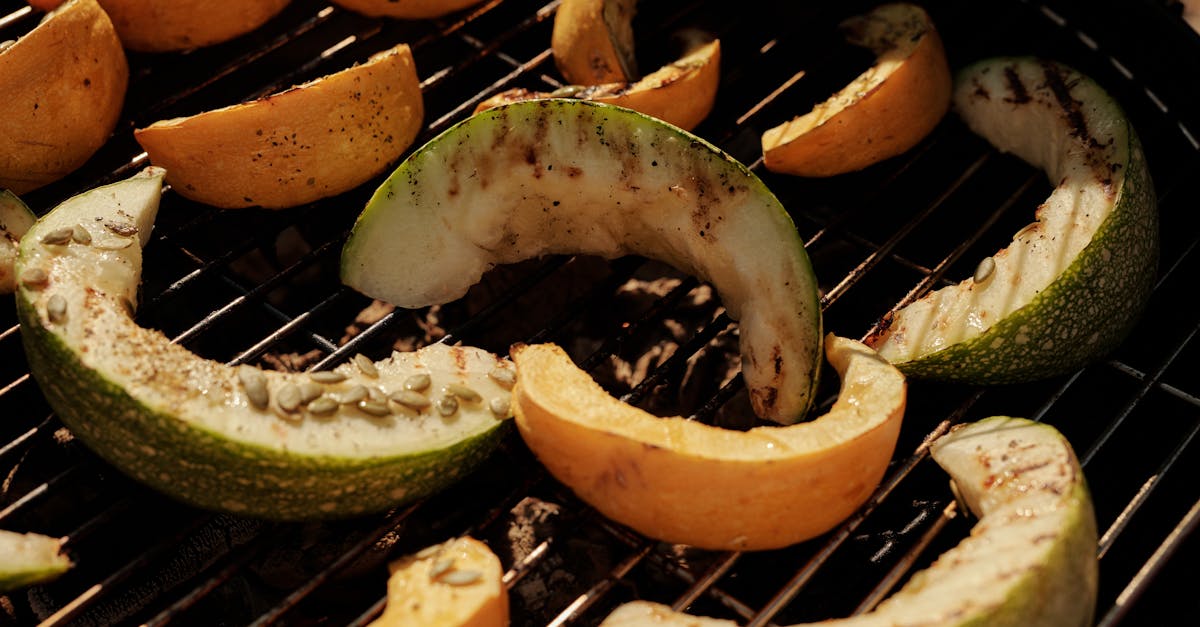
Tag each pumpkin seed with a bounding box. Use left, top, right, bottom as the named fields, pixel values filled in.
left=439, top=569, right=483, bottom=586
left=488, top=366, right=516, bottom=389
left=0, top=40, right=15, bottom=52
left=489, top=395, right=511, bottom=417
left=403, top=373, right=431, bottom=391
left=276, top=383, right=302, bottom=412
left=353, top=353, right=379, bottom=378
left=46, top=294, right=67, bottom=324
left=436, top=394, right=459, bottom=417
left=337, top=385, right=368, bottom=405
left=357, top=400, right=391, bottom=417
left=307, top=396, right=339, bottom=416
left=20, top=267, right=48, bottom=288
left=428, top=558, right=455, bottom=579
left=973, top=256, right=996, bottom=283
left=41, top=227, right=74, bottom=246
left=298, top=382, right=324, bottom=404
left=445, top=383, right=481, bottom=403
left=238, top=366, right=269, bottom=410
left=309, top=371, right=346, bottom=384
left=367, top=386, right=387, bottom=403
left=71, top=224, right=92, bottom=245
left=391, top=390, right=431, bottom=410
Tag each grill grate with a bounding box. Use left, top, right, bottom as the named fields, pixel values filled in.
left=2, top=0, right=1199, bottom=625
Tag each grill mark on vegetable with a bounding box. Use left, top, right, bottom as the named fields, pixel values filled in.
left=1040, top=61, right=1117, bottom=189
left=1002, top=66, right=1031, bottom=104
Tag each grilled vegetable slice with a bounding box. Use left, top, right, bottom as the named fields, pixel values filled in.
left=369, top=536, right=508, bottom=627
left=865, top=57, right=1158, bottom=383
left=600, top=416, right=1098, bottom=626
left=0, top=0, right=128, bottom=194
left=134, top=43, right=423, bottom=210
left=761, top=2, right=951, bottom=177
left=552, top=0, right=638, bottom=84
left=28, top=0, right=291, bottom=52
left=15, top=167, right=513, bottom=520
left=510, top=335, right=904, bottom=551
left=340, top=99, right=823, bottom=425
left=1, top=190, right=37, bottom=294
left=0, top=530, right=72, bottom=593
left=476, top=39, right=720, bottom=131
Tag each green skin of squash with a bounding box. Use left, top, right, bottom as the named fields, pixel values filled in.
left=16, top=169, right=511, bottom=521
left=341, top=99, right=823, bottom=424
left=866, top=57, right=1158, bottom=383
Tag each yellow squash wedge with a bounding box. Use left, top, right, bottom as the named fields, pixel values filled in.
left=0, top=0, right=127, bottom=194
left=27, top=0, right=291, bottom=52
left=476, top=39, right=720, bottom=131
left=761, top=2, right=951, bottom=177
left=134, top=43, right=423, bottom=210
left=510, top=335, right=905, bottom=551
left=552, top=0, right=638, bottom=85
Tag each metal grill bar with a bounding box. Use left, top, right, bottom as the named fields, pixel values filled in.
left=1, top=0, right=1197, bottom=625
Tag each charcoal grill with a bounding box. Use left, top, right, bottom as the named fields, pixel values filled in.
left=2, top=0, right=1198, bottom=624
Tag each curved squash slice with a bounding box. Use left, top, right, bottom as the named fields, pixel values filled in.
left=29, top=0, right=292, bottom=52
left=341, top=99, right=822, bottom=425
left=552, top=0, right=638, bottom=85
left=15, top=168, right=513, bottom=520
left=134, top=43, right=423, bottom=210
left=761, top=2, right=951, bottom=177
left=864, top=57, right=1158, bottom=384
left=0, top=0, right=127, bottom=194
left=510, top=335, right=905, bottom=551
left=476, top=39, right=720, bottom=131
left=600, top=416, right=1097, bottom=626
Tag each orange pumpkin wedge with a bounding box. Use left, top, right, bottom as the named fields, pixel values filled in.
left=552, top=0, right=638, bottom=85
left=27, top=0, right=291, bottom=52
left=510, top=334, right=906, bottom=551
left=761, top=2, right=951, bottom=177
left=0, top=0, right=127, bottom=194
left=330, top=0, right=488, bottom=20
left=476, top=39, right=720, bottom=131
left=369, top=536, right=508, bottom=627
left=134, top=43, right=423, bottom=210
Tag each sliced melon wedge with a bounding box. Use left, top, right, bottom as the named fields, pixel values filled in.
left=509, top=335, right=904, bottom=551
left=0, top=530, right=73, bottom=593
left=476, top=39, right=720, bottom=132
left=600, top=416, right=1098, bottom=626
left=15, top=167, right=513, bottom=520
left=1, top=190, right=37, bottom=294
left=369, top=536, right=508, bottom=627
left=341, top=99, right=822, bottom=425
left=864, top=57, right=1158, bottom=383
